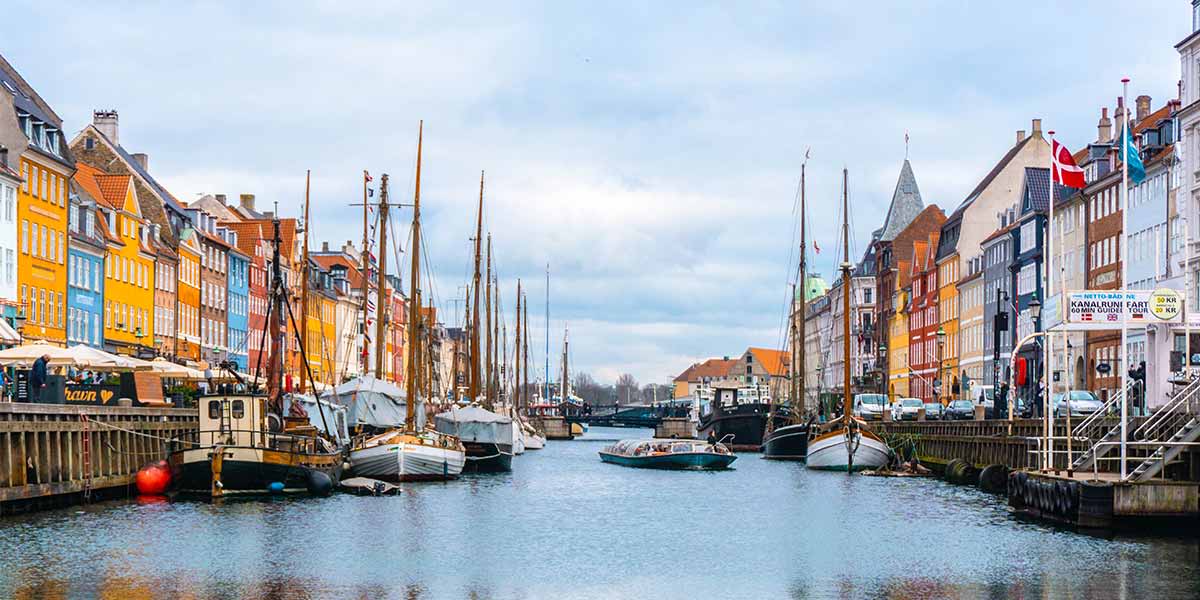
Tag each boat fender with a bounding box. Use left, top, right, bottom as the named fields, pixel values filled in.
left=1021, top=475, right=1035, bottom=508
left=267, top=481, right=286, bottom=493
left=978, top=464, right=1008, bottom=494
left=306, top=470, right=334, bottom=497
left=1054, top=481, right=1070, bottom=517
left=1040, top=481, right=1053, bottom=514
left=136, top=459, right=172, bottom=495
left=1065, top=481, right=1080, bottom=515
left=267, top=413, right=284, bottom=433
left=1008, top=471, right=1026, bottom=508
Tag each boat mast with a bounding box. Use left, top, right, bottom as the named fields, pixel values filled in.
left=523, top=293, right=530, bottom=412
left=841, top=168, right=852, bottom=424
left=485, top=235, right=494, bottom=409
left=451, top=290, right=461, bottom=403
left=470, top=173, right=484, bottom=403
left=562, top=327, right=569, bottom=403
left=299, top=169, right=311, bottom=393
left=267, top=209, right=285, bottom=414
left=493, top=270, right=500, bottom=406
left=374, top=175, right=390, bottom=378
left=515, top=279, right=522, bottom=414
left=361, top=169, right=371, bottom=377
left=404, top=122, right=423, bottom=430
left=544, top=264, right=549, bottom=402
left=797, top=158, right=807, bottom=420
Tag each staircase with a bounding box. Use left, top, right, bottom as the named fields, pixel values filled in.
left=1070, top=382, right=1134, bottom=472
left=1128, top=377, right=1200, bottom=481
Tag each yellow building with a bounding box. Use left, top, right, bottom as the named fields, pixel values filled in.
left=956, top=257, right=986, bottom=397
left=78, top=163, right=155, bottom=355
left=886, top=260, right=912, bottom=402
left=14, top=111, right=73, bottom=345
left=175, top=229, right=203, bottom=363
left=319, top=289, right=337, bottom=385
left=935, top=252, right=959, bottom=403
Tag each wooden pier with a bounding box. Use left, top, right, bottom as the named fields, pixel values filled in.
left=0, top=403, right=197, bottom=514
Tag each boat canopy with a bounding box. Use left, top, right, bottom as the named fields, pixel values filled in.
left=433, top=405, right=513, bottom=444
left=288, top=394, right=351, bottom=446
left=321, top=375, right=425, bottom=429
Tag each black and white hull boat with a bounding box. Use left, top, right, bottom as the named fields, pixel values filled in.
left=434, top=405, right=515, bottom=473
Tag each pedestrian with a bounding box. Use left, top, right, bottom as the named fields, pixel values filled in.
left=706, top=429, right=717, bottom=446
left=30, top=354, right=49, bottom=403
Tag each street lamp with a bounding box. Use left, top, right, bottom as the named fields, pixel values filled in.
left=936, top=326, right=946, bottom=404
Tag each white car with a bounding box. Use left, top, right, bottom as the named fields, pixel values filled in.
left=853, top=394, right=888, bottom=420
left=892, top=397, right=923, bottom=421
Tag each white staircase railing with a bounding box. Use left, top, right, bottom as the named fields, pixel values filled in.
left=1069, top=381, right=1136, bottom=472
left=1127, top=376, right=1200, bottom=481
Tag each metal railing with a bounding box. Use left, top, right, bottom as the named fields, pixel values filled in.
left=1068, top=380, right=1138, bottom=470
left=1133, top=376, right=1200, bottom=442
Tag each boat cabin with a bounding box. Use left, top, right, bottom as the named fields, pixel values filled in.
left=607, top=438, right=730, bottom=457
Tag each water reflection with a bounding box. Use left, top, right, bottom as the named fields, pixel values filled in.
left=0, top=427, right=1196, bottom=599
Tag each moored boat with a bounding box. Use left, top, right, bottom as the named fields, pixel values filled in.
left=805, top=420, right=889, bottom=471
left=761, top=422, right=810, bottom=460
left=434, top=405, right=514, bottom=472
left=698, top=382, right=788, bottom=451
left=349, top=428, right=465, bottom=481
left=599, top=438, right=736, bottom=470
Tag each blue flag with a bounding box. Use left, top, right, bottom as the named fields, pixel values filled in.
left=1120, top=125, right=1146, bottom=184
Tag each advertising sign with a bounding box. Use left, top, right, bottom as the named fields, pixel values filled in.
left=1059, top=289, right=1183, bottom=329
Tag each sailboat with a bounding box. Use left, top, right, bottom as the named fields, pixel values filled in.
left=511, top=280, right=546, bottom=450
left=347, top=123, right=466, bottom=482
left=764, top=156, right=813, bottom=460
left=805, top=168, right=890, bottom=472
left=168, top=186, right=342, bottom=497
left=434, top=171, right=515, bottom=472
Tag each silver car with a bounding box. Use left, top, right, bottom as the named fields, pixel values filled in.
left=1052, top=390, right=1104, bottom=418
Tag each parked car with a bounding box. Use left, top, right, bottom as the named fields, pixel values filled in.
left=945, top=399, right=976, bottom=420
left=1053, top=390, right=1104, bottom=418
left=854, top=394, right=888, bottom=421
left=891, top=397, right=923, bottom=421
left=923, top=402, right=945, bottom=420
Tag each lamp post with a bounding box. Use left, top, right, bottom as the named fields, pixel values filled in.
left=878, top=341, right=888, bottom=399
left=1029, top=293, right=1042, bottom=418
left=936, top=325, right=946, bottom=404
left=993, top=288, right=1009, bottom=418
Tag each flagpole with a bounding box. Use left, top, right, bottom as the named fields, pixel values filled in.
left=1120, top=77, right=1130, bottom=480
left=1046, top=130, right=1056, bottom=472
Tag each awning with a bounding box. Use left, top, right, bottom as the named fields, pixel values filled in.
left=0, top=319, right=21, bottom=344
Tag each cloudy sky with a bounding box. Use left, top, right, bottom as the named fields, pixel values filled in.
left=4, top=1, right=1190, bottom=385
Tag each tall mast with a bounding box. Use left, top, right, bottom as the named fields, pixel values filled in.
left=470, top=173, right=484, bottom=402
left=797, top=158, right=808, bottom=420
left=267, top=210, right=285, bottom=414
left=361, top=170, right=371, bottom=377
left=841, top=168, right=852, bottom=424
left=404, top=122, right=423, bottom=430
left=485, top=235, right=494, bottom=409
left=562, top=327, right=569, bottom=403
left=464, top=286, right=472, bottom=399
left=544, top=264, right=550, bottom=402
left=451, top=292, right=461, bottom=403
left=493, top=270, right=500, bottom=406
left=299, top=169, right=311, bottom=392
left=515, top=279, right=522, bottom=413
left=523, top=294, right=530, bottom=412
left=374, top=175, right=390, bottom=377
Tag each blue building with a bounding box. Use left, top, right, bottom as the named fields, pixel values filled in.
left=226, top=242, right=249, bottom=371
left=66, top=180, right=107, bottom=348
left=226, top=237, right=250, bottom=369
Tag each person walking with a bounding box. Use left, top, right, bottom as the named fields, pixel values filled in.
left=30, top=354, right=49, bottom=403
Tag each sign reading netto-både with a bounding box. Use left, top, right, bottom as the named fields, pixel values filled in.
left=1064, top=289, right=1182, bottom=328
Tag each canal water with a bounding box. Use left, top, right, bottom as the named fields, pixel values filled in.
left=1, top=426, right=1197, bottom=599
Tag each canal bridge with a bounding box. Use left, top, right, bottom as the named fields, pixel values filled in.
left=565, top=405, right=690, bottom=429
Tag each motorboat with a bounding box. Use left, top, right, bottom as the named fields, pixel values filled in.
left=599, top=438, right=736, bottom=470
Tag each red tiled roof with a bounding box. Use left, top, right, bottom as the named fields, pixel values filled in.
left=748, top=347, right=790, bottom=377
left=94, top=174, right=132, bottom=210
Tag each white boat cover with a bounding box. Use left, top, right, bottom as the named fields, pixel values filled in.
left=290, top=394, right=351, bottom=446
left=321, top=375, right=425, bottom=429
left=434, top=405, right=513, bottom=445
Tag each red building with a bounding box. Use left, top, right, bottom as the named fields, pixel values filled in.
left=907, top=232, right=941, bottom=402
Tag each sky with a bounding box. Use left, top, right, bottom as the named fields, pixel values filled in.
left=2, top=1, right=1191, bottom=385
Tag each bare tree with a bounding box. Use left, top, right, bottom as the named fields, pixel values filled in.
left=615, top=373, right=639, bottom=405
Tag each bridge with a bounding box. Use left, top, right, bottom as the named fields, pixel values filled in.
left=566, top=405, right=690, bottom=429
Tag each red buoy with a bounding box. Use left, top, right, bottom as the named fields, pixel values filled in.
left=136, top=460, right=172, bottom=495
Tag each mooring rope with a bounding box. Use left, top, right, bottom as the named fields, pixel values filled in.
left=81, top=417, right=182, bottom=443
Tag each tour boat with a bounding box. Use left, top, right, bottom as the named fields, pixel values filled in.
left=169, top=392, right=343, bottom=497
left=805, top=168, right=890, bottom=473
left=599, top=438, right=737, bottom=470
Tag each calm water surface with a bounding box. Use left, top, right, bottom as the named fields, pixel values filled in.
left=1, top=426, right=1198, bottom=599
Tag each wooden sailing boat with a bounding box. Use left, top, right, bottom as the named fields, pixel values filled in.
left=764, top=155, right=813, bottom=460
left=168, top=181, right=343, bottom=497
left=347, top=122, right=467, bottom=482
left=805, top=168, right=889, bottom=472
left=432, top=171, right=516, bottom=472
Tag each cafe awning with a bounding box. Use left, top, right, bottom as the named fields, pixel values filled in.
left=0, top=341, right=74, bottom=366
left=0, top=319, right=21, bottom=345
left=61, top=345, right=151, bottom=371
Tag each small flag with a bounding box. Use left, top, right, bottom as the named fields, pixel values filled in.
left=1120, top=123, right=1146, bottom=184
left=365, top=171, right=373, bottom=182
left=1051, top=140, right=1086, bottom=189
left=813, top=240, right=821, bottom=254
left=368, top=188, right=374, bottom=197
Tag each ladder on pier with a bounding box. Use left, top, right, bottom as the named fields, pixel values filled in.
left=80, top=413, right=94, bottom=503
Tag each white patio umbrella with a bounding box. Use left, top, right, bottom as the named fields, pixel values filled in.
left=0, top=341, right=73, bottom=367
left=61, top=345, right=150, bottom=371
left=146, top=357, right=206, bottom=380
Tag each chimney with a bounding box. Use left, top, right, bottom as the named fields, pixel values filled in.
left=92, top=110, right=119, bottom=146
left=1016, top=130, right=1026, bottom=144
left=322, top=241, right=329, bottom=252
left=239, top=194, right=255, bottom=212
left=1115, top=96, right=1126, bottom=122
left=132, top=153, right=148, bottom=171
left=0, top=145, right=7, bottom=169
left=1031, top=118, right=1042, bottom=139
left=215, top=194, right=227, bottom=206
left=1135, top=95, right=1151, bottom=122
left=1097, top=107, right=1112, bottom=143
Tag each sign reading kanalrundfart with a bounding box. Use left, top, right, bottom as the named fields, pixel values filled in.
left=1065, top=289, right=1182, bottom=328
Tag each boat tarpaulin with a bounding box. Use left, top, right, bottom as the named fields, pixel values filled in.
left=320, top=375, right=425, bottom=429
left=433, top=405, right=513, bottom=445
left=290, top=394, right=351, bottom=446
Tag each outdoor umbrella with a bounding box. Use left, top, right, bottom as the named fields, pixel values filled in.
left=0, top=341, right=73, bottom=367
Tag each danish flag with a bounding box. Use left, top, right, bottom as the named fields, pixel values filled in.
left=1051, top=140, right=1086, bottom=189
